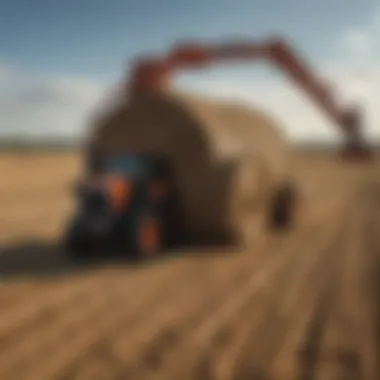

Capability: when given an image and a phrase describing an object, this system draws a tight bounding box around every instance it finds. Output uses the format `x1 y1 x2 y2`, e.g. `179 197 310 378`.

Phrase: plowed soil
0 150 379 380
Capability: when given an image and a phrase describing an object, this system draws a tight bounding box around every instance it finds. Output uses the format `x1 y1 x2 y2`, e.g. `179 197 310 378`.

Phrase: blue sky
0 0 379 141
0 0 376 80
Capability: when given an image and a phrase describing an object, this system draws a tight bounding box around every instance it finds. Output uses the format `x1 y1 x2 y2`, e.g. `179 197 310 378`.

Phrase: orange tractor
65 154 183 260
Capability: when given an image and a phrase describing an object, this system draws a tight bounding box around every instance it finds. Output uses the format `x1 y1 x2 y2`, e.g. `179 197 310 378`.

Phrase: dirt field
0 150 379 380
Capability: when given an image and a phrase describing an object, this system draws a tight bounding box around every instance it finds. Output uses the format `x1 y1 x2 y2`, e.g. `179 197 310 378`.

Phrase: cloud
1 58 377 145
0 6 379 144
342 28 376 57
176 6 380 144
0 65 106 141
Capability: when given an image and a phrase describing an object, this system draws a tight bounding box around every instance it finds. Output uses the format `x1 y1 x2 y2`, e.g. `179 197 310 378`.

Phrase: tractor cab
65 153 177 260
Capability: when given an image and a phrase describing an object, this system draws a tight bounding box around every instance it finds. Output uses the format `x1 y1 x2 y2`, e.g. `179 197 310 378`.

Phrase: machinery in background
128 37 371 160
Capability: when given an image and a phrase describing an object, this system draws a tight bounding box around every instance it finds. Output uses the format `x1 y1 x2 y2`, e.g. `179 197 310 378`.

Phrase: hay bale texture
86 90 290 246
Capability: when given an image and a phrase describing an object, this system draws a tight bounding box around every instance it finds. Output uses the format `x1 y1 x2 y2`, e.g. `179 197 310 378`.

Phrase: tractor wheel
64 222 94 263
134 214 162 258
269 182 297 229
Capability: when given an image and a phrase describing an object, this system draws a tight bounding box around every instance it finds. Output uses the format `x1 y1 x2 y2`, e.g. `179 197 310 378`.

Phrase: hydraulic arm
128 37 371 160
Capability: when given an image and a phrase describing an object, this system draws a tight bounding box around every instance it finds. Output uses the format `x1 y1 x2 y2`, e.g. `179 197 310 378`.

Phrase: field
0 150 379 380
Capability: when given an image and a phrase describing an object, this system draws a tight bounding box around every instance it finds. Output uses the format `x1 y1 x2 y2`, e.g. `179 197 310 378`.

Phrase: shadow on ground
0 240 239 281
0 241 90 280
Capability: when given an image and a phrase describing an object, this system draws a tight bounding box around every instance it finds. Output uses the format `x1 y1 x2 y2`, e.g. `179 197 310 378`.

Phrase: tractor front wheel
136 215 162 257
64 221 95 262
126 212 163 260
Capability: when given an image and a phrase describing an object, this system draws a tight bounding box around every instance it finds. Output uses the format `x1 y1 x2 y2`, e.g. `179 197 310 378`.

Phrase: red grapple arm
128 37 371 158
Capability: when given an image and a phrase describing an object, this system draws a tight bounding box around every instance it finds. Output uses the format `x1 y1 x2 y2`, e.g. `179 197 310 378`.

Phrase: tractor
64 153 182 260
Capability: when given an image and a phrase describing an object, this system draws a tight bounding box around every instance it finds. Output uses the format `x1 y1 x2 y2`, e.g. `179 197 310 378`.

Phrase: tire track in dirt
222 211 344 380
133 220 337 380
0 248 208 334
28 258 255 380
108 235 293 379
306 192 370 380
0 282 43 307
270 182 378 380
350 184 380 380
301 183 380 380
39 223 306 380
277 201 362 380
0 255 218 379
0 247 274 380
50 238 277 380
161 178 380 380
100 192 347 380
174 192 350 380
240 234 341 377
0 275 112 339
0 275 135 378
366 184 380 380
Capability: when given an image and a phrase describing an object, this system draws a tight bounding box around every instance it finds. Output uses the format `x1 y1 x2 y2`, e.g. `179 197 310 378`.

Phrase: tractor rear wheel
269 182 297 229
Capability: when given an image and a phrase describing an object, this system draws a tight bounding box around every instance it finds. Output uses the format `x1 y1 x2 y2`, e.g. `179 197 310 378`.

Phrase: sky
0 0 379 142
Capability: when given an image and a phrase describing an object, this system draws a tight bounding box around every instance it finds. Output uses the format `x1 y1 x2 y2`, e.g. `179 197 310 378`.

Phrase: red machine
127 37 371 160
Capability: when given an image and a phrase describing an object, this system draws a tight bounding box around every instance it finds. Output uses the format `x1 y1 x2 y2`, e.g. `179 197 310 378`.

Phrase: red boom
128 37 371 159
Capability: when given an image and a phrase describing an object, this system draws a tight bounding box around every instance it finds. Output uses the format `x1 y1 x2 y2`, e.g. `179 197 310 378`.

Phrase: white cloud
342 29 376 57
373 7 380 32
176 7 380 144
1 59 377 145
0 66 106 141
0 6 379 144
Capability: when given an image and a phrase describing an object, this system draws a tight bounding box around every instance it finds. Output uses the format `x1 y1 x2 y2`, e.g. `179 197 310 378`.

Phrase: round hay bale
85 90 290 246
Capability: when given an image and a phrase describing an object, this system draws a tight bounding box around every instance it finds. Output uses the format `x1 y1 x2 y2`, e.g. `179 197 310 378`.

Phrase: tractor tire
64 222 94 263
132 213 163 259
269 182 297 229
